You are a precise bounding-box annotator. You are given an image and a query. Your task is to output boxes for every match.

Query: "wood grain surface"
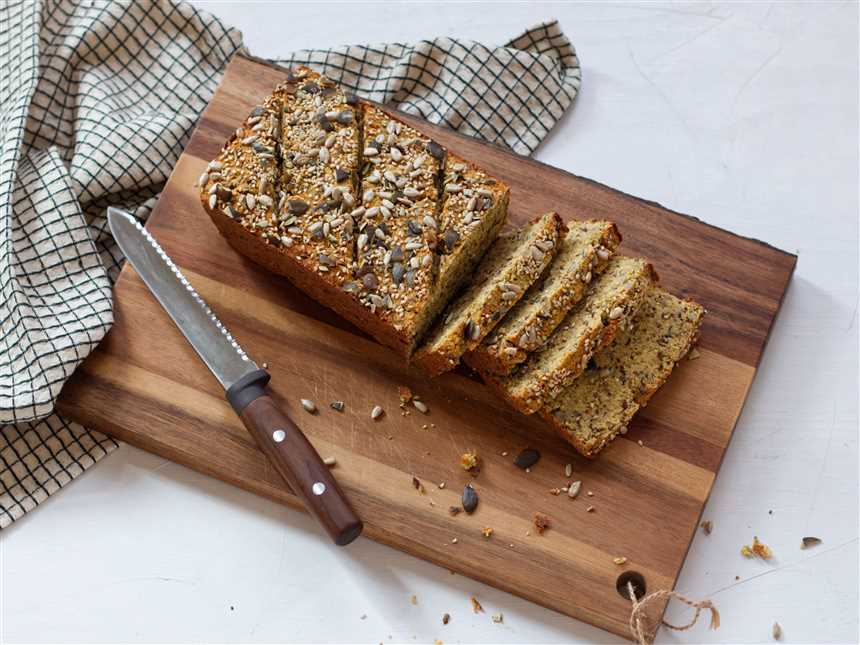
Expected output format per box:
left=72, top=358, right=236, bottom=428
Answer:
left=57, top=54, right=796, bottom=640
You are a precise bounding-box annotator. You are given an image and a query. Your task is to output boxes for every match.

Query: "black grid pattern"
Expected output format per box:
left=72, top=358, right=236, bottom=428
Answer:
left=277, top=20, right=580, bottom=156
left=0, top=0, right=580, bottom=529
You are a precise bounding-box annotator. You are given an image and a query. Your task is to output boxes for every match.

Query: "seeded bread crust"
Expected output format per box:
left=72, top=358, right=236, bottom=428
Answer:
left=200, top=66, right=509, bottom=358
left=413, top=212, right=565, bottom=377
left=539, top=287, right=705, bottom=458
left=465, top=220, right=620, bottom=375
left=483, top=256, right=657, bottom=414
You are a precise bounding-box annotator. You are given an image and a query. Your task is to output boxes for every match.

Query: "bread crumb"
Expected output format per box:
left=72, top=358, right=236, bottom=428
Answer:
left=533, top=512, right=550, bottom=535
left=613, top=556, right=628, bottom=565
left=741, top=536, right=773, bottom=559
left=481, top=527, right=494, bottom=538
left=470, top=596, right=484, bottom=613
left=700, top=520, right=713, bottom=535
left=410, top=594, right=417, bottom=605
left=442, top=613, right=450, bottom=625
left=460, top=451, right=479, bottom=472
left=398, top=386, right=413, bottom=406
left=772, top=621, right=782, bottom=640
left=491, top=613, right=503, bottom=624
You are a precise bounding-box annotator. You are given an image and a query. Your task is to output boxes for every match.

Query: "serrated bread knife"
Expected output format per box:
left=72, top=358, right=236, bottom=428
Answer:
left=107, top=207, right=362, bottom=546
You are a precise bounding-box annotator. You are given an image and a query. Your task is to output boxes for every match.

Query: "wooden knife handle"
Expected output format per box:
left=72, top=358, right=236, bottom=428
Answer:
left=227, top=369, right=363, bottom=546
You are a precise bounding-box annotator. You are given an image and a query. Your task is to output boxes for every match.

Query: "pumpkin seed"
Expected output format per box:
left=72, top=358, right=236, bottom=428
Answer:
left=462, top=483, right=478, bottom=514
left=513, top=448, right=540, bottom=469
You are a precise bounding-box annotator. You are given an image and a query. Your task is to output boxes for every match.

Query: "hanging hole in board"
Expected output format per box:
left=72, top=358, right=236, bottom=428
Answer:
left=616, top=571, right=646, bottom=600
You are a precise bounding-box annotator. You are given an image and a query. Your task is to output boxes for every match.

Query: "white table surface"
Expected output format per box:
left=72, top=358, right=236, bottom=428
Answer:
left=2, top=2, right=858, bottom=643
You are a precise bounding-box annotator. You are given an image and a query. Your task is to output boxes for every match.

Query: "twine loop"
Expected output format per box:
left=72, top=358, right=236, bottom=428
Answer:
left=627, top=582, right=720, bottom=645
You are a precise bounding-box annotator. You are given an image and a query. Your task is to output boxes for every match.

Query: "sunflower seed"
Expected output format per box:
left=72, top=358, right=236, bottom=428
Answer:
left=564, top=463, right=573, bottom=477
left=567, top=480, right=581, bottom=498
left=444, top=183, right=462, bottom=193
left=801, top=536, right=822, bottom=549
left=423, top=215, right=438, bottom=229
left=462, top=483, right=478, bottom=513
left=300, top=398, right=317, bottom=413
left=371, top=405, right=384, bottom=420
left=207, top=161, right=223, bottom=171
left=207, top=194, right=217, bottom=209
left=514, top=448, right=540, bottom=469
left=364, top=147, right=379, bottom=156
left=197, top=171, right=209, bottom=186
left=318, top=147, right=330, bottom=163
left=390, top=147, right=402, bottom=162
left=412, top=154, right=426, bottom=170
left=245, top=194, right=256, bottom=210
left=413, top=400, right=428, bottom=414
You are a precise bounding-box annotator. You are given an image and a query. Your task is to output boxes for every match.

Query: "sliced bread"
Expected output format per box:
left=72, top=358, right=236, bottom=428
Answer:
left=539, top=287, right=705, bottom=457
left=483, top=255, right=656, bottom=414
left=413, top=212, right=565, bottom=377
left=465, top=219, right=620, bottom=375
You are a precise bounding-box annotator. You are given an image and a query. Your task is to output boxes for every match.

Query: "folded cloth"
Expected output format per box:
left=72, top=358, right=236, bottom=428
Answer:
left=0, top=0, right=581, bottom=528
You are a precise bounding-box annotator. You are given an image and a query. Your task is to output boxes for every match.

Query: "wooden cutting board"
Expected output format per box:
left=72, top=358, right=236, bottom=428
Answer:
left=58, top=54, right=796, bottom=640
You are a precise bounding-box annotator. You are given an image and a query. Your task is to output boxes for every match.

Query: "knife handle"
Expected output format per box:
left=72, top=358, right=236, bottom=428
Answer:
left=227, top=369, right=363, bottom=546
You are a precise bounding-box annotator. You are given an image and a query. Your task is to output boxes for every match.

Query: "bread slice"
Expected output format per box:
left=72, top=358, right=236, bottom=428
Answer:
left=198, top=95, right=281, bottom=226
left=465, top=220, right=620, bottom=375
left=413, top=212, right=565, bottom=377
left=539, top=287, right=705, bottom=457
left=350, top=103, right=444, bottom=351
left=275, top=68, right=361, bottom=286
left=436, top=152, right=510, bottom=303
left=200, top=66, right=509, bottom=358
left=483, top=255, right=656, bottom=414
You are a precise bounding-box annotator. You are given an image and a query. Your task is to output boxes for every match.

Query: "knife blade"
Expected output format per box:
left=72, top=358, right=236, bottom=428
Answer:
left=107, top=207, right=362, bottom=546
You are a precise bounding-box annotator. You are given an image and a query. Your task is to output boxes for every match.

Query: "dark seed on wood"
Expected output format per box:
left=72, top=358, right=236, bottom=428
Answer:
left=462, top=484, right=478, bottom=514
left=448, top=506, right=461, bottom=516
left=330, top=400, right=345, bottom=411
left=514, top=448, right=541, bottom=469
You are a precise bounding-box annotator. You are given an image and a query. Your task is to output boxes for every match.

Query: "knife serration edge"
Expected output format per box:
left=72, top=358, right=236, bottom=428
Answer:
left=107, top=207, right=257, bottom=389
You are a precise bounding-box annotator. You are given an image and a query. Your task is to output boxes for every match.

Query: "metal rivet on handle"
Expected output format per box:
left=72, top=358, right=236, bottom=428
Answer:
left=312, top=482, right=326, bottom=495
left=272, top=429, right=286, bottom=443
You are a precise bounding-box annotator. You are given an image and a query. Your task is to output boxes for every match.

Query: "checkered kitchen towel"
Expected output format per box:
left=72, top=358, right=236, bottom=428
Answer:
left=0, top=0, right=581, bottom=528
